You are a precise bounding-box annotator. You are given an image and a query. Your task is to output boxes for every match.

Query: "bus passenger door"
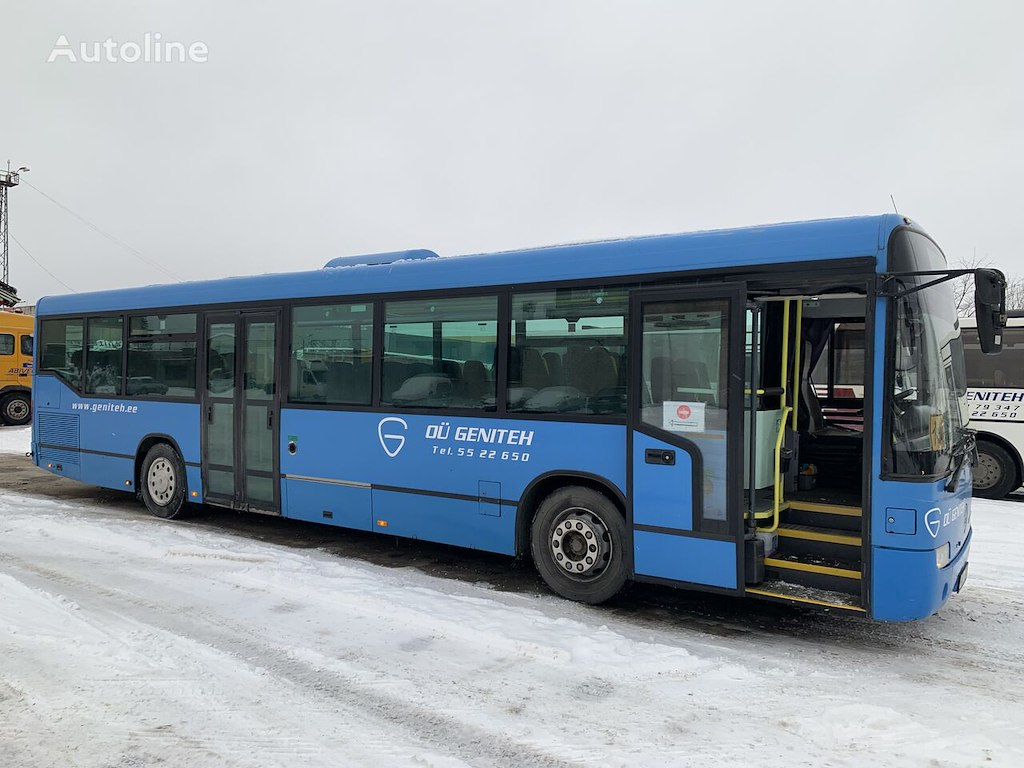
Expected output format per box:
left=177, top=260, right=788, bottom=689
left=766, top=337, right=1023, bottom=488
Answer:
left=630, top=285, right=745, bottom=592
left=203, top=311, right=282, bottom=513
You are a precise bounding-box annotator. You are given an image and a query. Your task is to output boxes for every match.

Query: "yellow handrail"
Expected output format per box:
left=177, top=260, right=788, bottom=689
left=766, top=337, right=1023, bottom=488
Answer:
left=762, top=405, right=793, bottom=533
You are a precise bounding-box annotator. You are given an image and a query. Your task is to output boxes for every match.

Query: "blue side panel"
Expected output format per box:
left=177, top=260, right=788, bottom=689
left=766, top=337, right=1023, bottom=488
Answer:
left=631, top=431, right=694, bottom=531
left=34, top=377, right=202, bottom=492
left=280, top=409, right=625, bottom=554
left=36, top=445, right=81, bottom=480
left=80, top=452, right=134, bottom=490
left=186, top=466, right=203, bottom=500
left=283, top=479, right=372, bottom=530
left=633, top=531, right=738, bottom=589
left=372, top=490, right=516, bottom=554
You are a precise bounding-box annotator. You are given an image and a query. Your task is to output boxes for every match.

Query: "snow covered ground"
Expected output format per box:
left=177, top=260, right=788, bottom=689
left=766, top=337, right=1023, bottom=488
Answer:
left=1, top=424, right=1023, bottom=767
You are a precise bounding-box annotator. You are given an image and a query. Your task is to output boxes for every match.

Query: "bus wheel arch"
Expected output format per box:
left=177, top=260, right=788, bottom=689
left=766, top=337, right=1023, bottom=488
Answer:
left=529, top=484, right=629, bottom=604
left=973, top=434, right=1022, bottom=499
left=515, top=471, right=627, bottom=557
left=136, top=437, right=190, bottom=519
left=0, top=389, right=32, bottom=426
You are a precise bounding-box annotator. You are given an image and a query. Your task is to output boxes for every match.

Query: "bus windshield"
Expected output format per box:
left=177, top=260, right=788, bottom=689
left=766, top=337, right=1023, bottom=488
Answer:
left=889, top=231, right=969, bottom=477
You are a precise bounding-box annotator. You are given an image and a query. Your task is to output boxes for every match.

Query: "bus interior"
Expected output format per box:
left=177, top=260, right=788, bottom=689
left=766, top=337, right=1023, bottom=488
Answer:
left=743, top=290, right=868, bottom=605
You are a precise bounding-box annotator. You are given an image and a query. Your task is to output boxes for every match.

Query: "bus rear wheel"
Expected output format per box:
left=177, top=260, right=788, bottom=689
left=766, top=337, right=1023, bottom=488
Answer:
left=530, top=486, right=628, bottom=604
left=1, top=392, right=31, bottom=426
left=140, top=443, right=189, bottom=519
left=973, top=440, right=1019, bottom=500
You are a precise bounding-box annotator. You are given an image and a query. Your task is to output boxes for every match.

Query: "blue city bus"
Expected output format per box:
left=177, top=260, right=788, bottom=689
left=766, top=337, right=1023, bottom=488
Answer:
left=31, top=215, right=1006, bottom=621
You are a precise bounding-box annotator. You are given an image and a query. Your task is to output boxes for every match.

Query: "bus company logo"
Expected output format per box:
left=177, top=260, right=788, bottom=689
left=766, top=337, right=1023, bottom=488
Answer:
left=377, top=417, right=408, bottom=458
left=924, top=507, right=942, bottom=538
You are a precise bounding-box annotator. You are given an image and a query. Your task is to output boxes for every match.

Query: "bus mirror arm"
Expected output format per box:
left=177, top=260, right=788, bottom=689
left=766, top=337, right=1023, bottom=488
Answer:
left=878, top=268, right=1007, bottom=354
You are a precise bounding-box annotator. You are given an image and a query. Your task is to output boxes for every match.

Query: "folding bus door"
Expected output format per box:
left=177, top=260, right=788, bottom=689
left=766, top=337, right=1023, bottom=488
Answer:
left=629, top=285, right=745, bottom=592
left=202, top=311, right=282, bottom=513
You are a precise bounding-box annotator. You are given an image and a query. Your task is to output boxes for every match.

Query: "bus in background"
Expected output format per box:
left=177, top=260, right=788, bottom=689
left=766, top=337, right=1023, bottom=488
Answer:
left=32, top=215, right=1006, bottom=621
left=0, top=308, right=34, bottom=425
left=815, top=314, right=1023, bottom=499
left=961, top=312, right=1024, bottom=499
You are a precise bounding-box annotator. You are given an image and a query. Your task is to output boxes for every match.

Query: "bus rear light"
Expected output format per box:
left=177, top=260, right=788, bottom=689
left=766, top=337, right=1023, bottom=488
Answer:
left=124, top=480, right=132, bottom=487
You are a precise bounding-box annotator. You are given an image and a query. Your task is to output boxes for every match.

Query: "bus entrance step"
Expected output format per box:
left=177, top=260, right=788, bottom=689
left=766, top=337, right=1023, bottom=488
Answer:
left=777, top=524, right=861, bottom=547
left=747, top=579, right=865, bottom=613
left=784, top=500, right=863, bottom=533
left=764, top=555, right=861, bottom=596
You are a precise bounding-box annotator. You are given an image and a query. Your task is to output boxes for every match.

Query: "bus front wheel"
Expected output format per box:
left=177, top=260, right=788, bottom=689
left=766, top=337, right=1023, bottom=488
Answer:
left=530, top=486, right=628, bottom=604
left=973, top=440, right=1019, bottom=500
left=0, top=392, right=31, bottom=426
left=140, top=443, right=189, bottom=519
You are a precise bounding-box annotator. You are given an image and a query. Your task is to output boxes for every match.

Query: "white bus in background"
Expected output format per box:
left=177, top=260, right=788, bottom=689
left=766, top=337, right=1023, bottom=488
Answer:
left=961, top=312, right=1024, bottom=499
left=812, top=313, right=1024, bottom=499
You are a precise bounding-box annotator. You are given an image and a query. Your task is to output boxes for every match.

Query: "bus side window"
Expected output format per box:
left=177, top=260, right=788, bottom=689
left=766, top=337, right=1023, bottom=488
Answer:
left=21, top=335, right=33, bottom=357
left=290, top=303, right=374, bottom=406
left=383, top=295, right=498, bottom=410
left=39, top=318, right=85, bottom=389
left=509, top=287, right=629, bottom=416
left=0, top=333, right=12, bottom=355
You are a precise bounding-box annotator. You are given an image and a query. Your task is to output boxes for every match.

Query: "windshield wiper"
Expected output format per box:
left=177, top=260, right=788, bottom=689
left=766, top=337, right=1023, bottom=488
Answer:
left=944, top=430, right=977, bottom=493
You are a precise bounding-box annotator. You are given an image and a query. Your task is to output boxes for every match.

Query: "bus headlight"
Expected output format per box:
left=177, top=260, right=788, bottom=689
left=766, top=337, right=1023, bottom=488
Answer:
left=935, top=542, right=952, bottom=569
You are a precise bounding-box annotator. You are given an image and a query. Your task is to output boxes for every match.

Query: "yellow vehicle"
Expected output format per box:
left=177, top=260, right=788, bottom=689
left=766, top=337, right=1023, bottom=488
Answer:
left=0, top=309, right=33, bottom=425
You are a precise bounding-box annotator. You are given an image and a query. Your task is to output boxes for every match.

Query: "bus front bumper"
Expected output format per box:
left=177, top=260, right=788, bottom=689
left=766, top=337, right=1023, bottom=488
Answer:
left=870, top=527, right=972, bottom=622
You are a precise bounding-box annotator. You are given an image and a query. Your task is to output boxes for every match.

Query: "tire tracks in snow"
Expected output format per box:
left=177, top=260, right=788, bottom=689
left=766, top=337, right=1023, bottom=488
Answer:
left=0, top=553, right=580, bottom=768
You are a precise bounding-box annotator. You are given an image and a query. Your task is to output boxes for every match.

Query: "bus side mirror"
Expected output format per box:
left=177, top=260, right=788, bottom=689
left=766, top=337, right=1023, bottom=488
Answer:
left=974, top=268, right=1007, bottom=354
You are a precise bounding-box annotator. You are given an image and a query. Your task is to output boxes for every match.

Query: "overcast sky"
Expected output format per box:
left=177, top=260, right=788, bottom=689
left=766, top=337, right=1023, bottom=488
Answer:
left=3, top=1, right=1021, bottom=304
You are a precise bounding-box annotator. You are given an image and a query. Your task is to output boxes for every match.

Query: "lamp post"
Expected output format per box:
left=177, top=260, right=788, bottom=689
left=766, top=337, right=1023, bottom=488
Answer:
left=0, top=163, right=29, bottom=307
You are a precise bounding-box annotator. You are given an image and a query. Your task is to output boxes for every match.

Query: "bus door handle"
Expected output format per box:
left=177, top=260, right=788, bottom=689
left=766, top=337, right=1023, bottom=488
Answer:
left=207, top=405, right=213, bottom=423
left=645, top=448, right=676, bottom=466
left=267, top=409, right=274, bottom=430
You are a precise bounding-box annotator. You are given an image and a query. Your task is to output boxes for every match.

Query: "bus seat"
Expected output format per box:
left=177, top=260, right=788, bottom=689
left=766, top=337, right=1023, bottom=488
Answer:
left=800, top=339, right=825, bottom=435
left=566, top=346, right=588, bottom=390
left=462, top=359, right=490, bottom=401
left=543, top=352, right=564, bottom=385
left=583, top=347, right=617, bottom=395
left=522, top=348, right=549, bottom=389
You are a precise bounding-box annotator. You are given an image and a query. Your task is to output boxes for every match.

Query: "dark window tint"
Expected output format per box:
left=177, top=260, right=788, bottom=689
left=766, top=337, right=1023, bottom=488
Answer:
left=86, top=316, right=124, bottom=395
left=0, top=333, right=12, bottom=355
left=21, top=335, right=33, bottom=356
left=963, top=326, right=1024, bottom=388
left=40, top=318, right=84, bottom=388
left=383, top=296, right=497, bottom=409
left=509, top=287, right=628, bottom=415
left=290, top=303, right=374, bottom=405
left=129, top=313, right=197, bottom=336
left=127, top=340, right=197, bottom=397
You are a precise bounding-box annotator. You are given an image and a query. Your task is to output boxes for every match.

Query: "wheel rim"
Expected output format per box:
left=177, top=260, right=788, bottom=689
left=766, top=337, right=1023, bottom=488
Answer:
left=549, top=506, right=612, bottom=582
left=974, top=452, right=1001, bottom=491
left=5, top=398, right=29, bottom=422
left=147, top=457, right=176, bottom=506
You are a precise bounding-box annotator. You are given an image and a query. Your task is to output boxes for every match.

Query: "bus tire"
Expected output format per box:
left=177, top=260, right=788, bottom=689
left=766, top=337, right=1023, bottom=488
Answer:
left=140, top=443, right=189, bottom=519
left=973, top=440, right=1019, bottom=500
left=0, top=392, right=31, bottom=426
left=530, top=486, right=628, bottom=604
